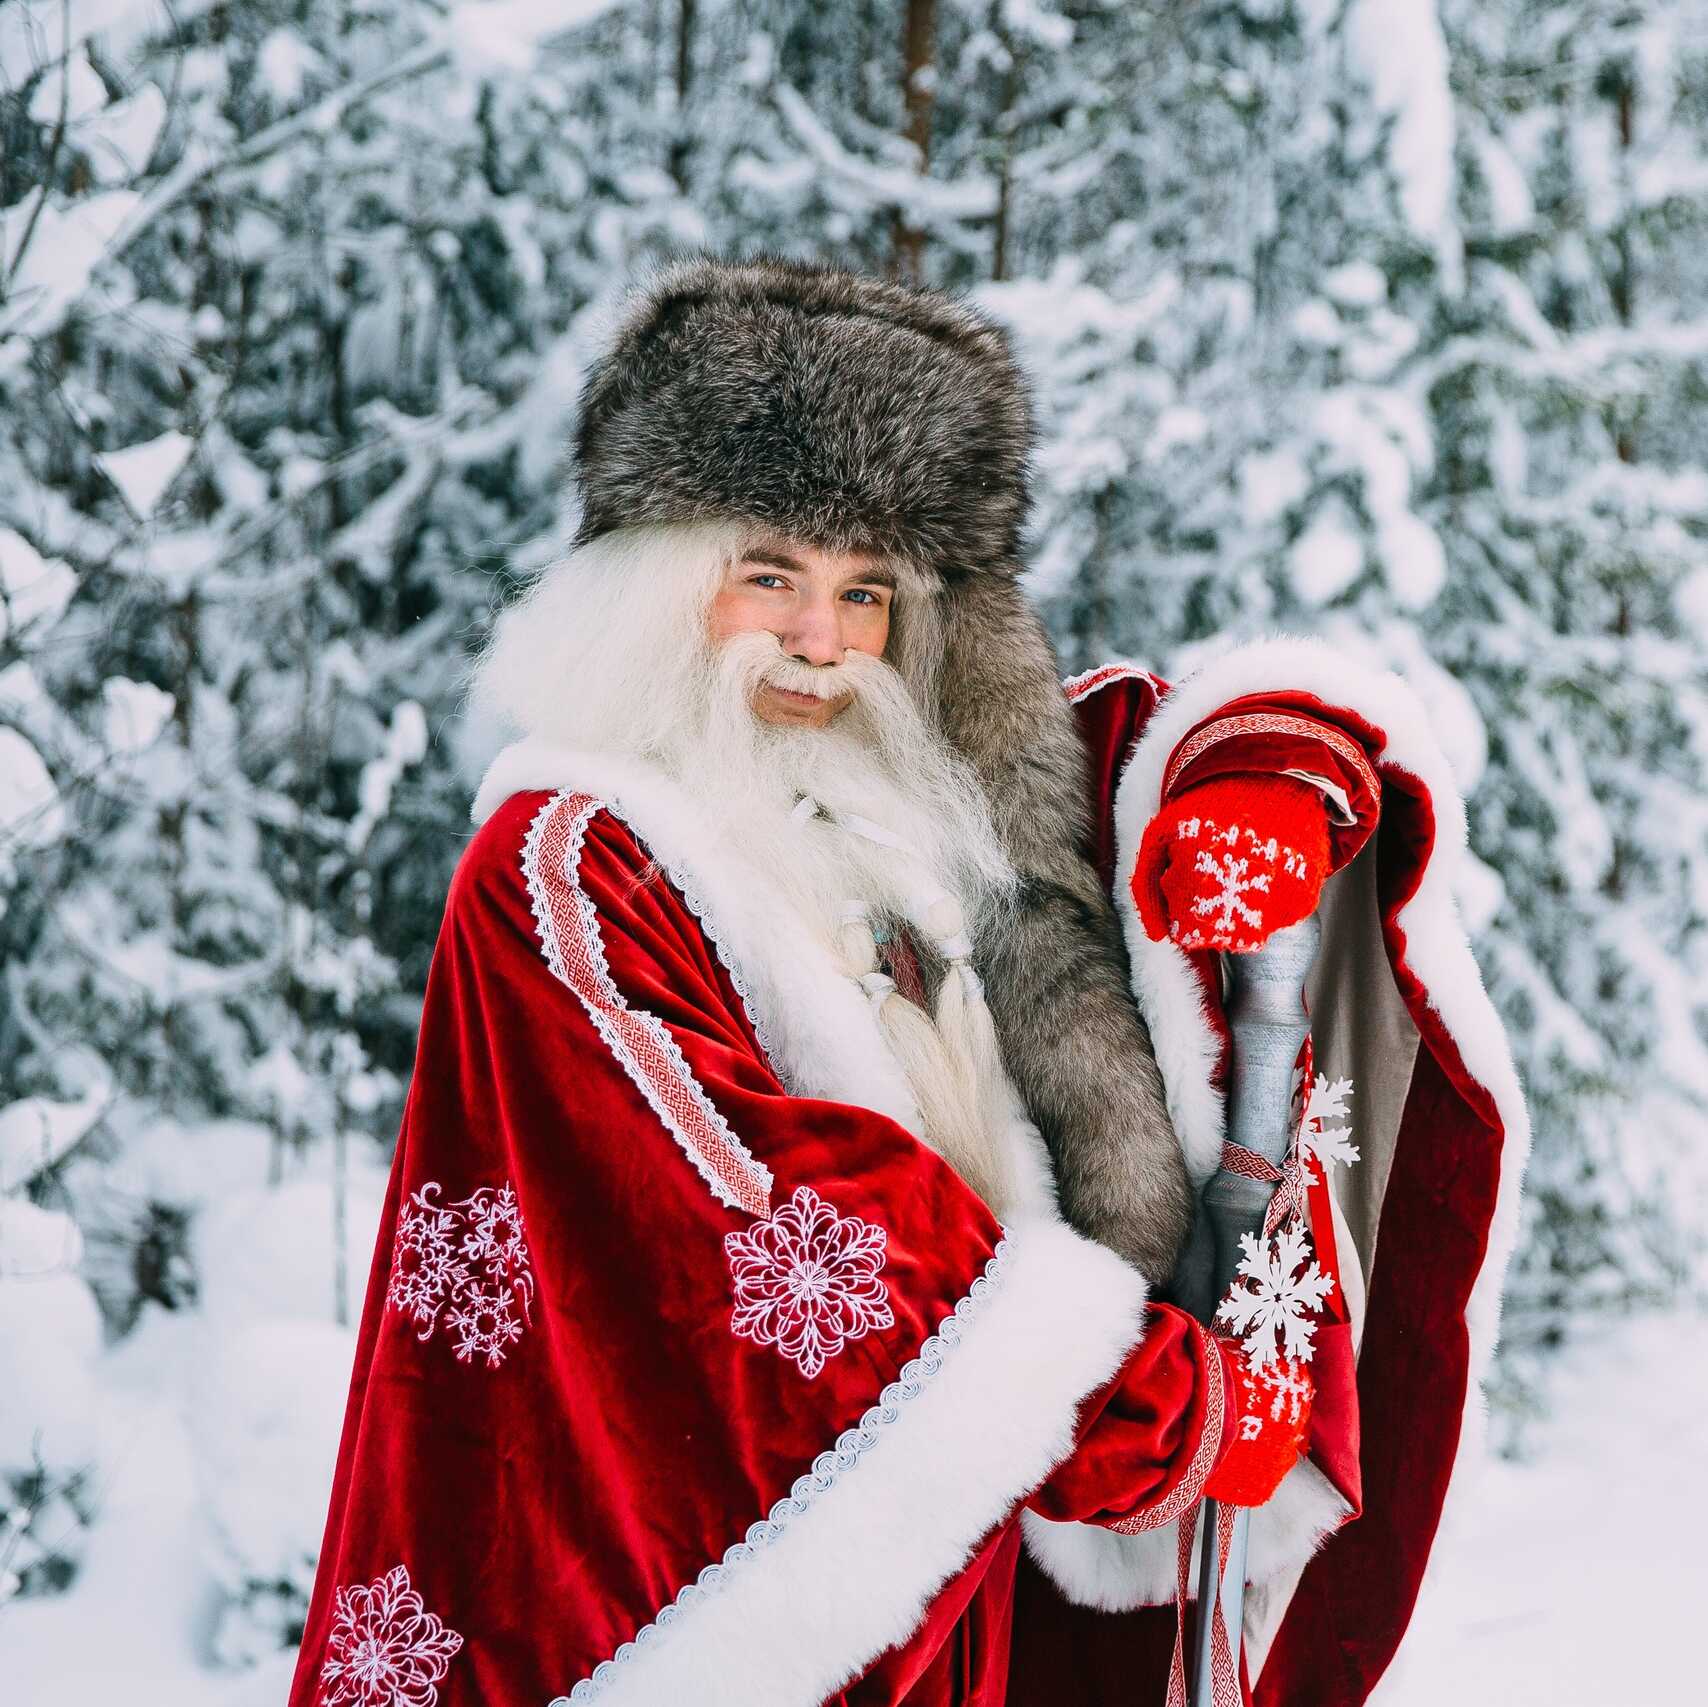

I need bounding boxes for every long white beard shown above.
[659,630,1026,1209]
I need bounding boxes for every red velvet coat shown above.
[287,783,1240,1707]
[288,637,1527,1707]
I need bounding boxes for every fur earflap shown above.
[568,250,1034,577]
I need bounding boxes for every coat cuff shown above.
[1019,1452,1352,1615]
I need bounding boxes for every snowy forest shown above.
[2,0,1705,1699]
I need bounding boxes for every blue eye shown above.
[845,589,881,605]
[749,573,787,589]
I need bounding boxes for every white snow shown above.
[81,83,168,184]
[0,527,77,639]
[0,1088,107,1191]
[1375,509,1447,610]
[1323,261,1387,309]
[101,676,175,753]
[1383,1312,1708,1707]
[1344,0,1462,284]
[96,429,194,518]
[1239,448,1310,529]
[1288,500,1365,605]
[28,52,108,125]
[443,0,628,79]
[0,727,63,851]
[0,188,139,340]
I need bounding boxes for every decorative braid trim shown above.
[1063,661,1164,704]
[1106,1324,1227,1535]
[522,791,774,1217]
[552,1236,1014,1703]
[1161,711,1379,805]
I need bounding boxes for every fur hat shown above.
[569,252,1033,577]
[564,251,1191,1281]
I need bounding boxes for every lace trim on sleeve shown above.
[522,791,774,1218]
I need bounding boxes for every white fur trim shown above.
[1044,632,1532,1633]
[555,1216,1148,1707]
[1020,1453,1349,1614]
[1062,659,1164,703]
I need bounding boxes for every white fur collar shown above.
[476,737,926,1140]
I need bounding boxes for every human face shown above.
[706,536,895,728]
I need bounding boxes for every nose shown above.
[780,589,846,669]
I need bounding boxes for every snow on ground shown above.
[4,1298,1702,1702]
[1382,1309,1708,1706]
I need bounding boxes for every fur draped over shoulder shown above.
[562,249,1192,1281]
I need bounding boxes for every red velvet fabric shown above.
[287,789,1233,1707]
[1006,670,1512,1707]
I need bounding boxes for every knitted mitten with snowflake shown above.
[1132,773,1332,952]
[1203,1340,1315,1506]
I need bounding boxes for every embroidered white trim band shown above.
[1107,1323,1227,1535]
[522,791,774,1217]
[1161,710,1379,805]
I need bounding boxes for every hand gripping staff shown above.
[1188,914,1320,1707]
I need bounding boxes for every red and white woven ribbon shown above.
[1218,1037,1315,1240]
[1165,1497,1243,1707]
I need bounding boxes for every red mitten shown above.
[1203,1341,1314,1507]
[1131,772,1331,952]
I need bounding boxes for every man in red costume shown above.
[289,256,1527,1707]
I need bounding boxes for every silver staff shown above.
[1189,913,1320,1707]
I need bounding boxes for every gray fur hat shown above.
[563,250,1192,1283]
[569,250,1034,579]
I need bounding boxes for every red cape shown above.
[288,768,1239,1707]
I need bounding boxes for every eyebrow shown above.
[741,547,896,589]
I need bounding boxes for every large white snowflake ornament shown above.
[318,1562,463,1707]
[1216,1222,1336,1369]
[725,1184,895,1379]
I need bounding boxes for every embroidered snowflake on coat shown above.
[386,1180,536,1368]
[385,1187,471,1331]
[724,1184,895,1379]
[1216,1222,1336,1369]
[319,1562,463,1707]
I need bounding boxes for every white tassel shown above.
[869,975,1006,1211]
[815,816,1018,1212]
[932,954,1019,1214]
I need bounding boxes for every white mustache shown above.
[761,655,855,702]
[720,629,866,704]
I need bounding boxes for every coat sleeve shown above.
[1028,1304,1232,1531]
[287,786,1232,1707]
